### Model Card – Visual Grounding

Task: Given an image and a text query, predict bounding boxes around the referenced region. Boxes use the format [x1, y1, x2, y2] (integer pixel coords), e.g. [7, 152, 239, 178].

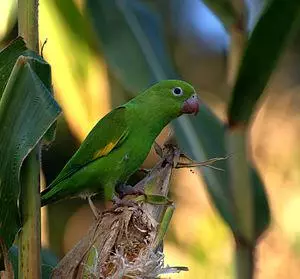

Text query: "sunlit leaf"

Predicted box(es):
[0, 0, 17, 42]
[40, 0, 110, 140]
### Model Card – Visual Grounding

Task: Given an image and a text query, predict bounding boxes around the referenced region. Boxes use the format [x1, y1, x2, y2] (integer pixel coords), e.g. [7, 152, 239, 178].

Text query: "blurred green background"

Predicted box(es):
[2, 0, 300, 278]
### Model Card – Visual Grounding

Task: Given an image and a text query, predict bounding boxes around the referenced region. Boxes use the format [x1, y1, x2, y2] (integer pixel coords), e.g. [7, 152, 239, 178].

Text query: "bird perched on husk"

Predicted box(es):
[41, 80, 199, 211]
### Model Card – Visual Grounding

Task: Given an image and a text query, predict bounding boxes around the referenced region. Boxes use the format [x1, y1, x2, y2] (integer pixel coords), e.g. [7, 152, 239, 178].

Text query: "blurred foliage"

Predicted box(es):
[40, 0, 111, 141]
[228, 0, 300, 125]
[2, 0, 300, 278]
[0, 0, 17, 46]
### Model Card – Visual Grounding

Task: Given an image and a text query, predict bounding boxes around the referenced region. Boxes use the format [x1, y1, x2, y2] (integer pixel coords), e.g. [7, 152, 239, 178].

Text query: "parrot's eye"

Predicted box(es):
[172, 87, 183, 96]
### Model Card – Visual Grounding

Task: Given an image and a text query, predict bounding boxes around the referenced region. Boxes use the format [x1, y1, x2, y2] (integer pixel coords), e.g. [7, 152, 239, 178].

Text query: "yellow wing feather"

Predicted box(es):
[49, 107, 128, 187]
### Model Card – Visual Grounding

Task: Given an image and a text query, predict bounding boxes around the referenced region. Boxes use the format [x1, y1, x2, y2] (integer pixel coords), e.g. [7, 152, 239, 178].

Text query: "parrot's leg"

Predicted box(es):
[88, 196, 99, 217]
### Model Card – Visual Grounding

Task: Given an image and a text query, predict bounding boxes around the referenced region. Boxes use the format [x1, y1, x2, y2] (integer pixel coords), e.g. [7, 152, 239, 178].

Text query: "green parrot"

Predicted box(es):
[41, 80, 199, 209]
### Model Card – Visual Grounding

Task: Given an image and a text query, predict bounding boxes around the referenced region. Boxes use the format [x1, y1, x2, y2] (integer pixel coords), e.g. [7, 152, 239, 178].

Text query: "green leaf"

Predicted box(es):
[202, 0, 239, 30]
[0, 37, 27, 97]
[228, 0, 300, 125]
[0, 47, 61, 248]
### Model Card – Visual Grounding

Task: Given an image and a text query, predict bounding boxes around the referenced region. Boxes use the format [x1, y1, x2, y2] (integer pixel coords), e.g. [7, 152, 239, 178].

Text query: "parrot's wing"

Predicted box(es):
[50, 106, 129, 186]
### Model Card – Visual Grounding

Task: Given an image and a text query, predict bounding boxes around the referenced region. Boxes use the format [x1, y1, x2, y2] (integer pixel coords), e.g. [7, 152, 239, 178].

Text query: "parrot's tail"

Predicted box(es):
[40, 185, 60, 207]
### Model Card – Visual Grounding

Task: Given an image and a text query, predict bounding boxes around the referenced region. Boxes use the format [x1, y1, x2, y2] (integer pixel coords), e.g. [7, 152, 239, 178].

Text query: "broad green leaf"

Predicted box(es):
[202, 0, 239, 30]
[228, 0, 300, 125]
[0, 48, 61, 248]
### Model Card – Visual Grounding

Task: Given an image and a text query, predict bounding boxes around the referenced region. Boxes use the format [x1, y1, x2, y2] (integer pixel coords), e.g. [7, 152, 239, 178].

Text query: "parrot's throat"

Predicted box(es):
[128, 95, 178, 139]
[141, 108, 176, 139]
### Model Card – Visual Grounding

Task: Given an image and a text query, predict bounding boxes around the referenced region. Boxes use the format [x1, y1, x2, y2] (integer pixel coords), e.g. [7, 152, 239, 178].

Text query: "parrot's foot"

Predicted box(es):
[88, 196, 99, 218]
[111, 195, 139, 208]
[139, 168, 150, 174]
[117, 184, 145, 199]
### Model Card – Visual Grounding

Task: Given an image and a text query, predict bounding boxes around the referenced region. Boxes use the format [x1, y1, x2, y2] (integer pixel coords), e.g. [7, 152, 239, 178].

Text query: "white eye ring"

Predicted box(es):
[172, 87, 183, 96]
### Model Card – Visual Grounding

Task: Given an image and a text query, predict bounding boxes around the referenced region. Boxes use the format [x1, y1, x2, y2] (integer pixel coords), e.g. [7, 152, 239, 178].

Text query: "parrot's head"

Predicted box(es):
[143, 80, 200, 117]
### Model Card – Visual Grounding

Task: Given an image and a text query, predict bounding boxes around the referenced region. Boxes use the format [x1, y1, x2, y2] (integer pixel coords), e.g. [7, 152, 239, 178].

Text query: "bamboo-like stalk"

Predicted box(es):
[17, 0, 41, 278]
[235, 240, 254, 279]
[18, 0, 39, 51]
[19, 153, 41, 279]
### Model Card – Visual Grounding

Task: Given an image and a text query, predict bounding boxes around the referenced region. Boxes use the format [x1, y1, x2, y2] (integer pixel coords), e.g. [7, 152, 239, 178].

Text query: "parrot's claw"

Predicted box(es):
[111, 195, 139, 208]
[117, 184, 145, 199]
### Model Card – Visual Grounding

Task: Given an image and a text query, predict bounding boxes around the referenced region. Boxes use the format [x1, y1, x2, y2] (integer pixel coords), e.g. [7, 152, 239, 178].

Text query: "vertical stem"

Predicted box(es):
[18, 0, 41, 278]
[19, 154, 41, 279]
[18, 0, 39, 52]
[235, 239, 254, 279]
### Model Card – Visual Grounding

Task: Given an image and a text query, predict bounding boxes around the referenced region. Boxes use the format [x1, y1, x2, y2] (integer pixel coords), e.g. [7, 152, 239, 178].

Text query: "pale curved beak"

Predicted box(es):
[181, 94, 200, 115]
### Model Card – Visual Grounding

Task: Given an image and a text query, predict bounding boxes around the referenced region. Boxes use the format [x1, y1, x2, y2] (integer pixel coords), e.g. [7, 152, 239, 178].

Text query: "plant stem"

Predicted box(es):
[18, 0, 41, 278]
[235, 239, 254, 279]
[19, 153, 41, 279]
[18, 0, 39, 52]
